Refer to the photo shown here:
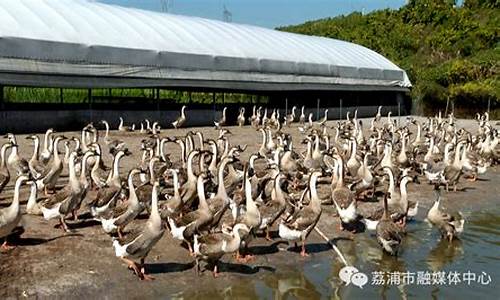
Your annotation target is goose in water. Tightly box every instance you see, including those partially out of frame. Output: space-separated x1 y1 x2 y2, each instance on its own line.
193 223 249 277
427 187 465 242
278 171 322 257
172 105 187 129
376 193 404 256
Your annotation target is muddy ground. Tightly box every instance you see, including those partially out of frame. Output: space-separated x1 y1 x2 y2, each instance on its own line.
0 116 498 299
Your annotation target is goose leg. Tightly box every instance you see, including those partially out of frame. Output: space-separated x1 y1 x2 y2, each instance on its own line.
265 227 273 241
140 258 155 281
300 241 309 257
1 239 15 251
59 217 71 232
121 258 143 279
117 227 124 239
212 262 219 278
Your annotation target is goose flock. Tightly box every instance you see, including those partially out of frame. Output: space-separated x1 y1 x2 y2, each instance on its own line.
0 105 498 280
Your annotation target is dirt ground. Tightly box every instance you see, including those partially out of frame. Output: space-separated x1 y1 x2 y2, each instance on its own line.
0 116 498 299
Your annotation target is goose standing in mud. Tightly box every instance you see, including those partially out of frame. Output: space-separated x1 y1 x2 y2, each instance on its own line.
0 175 30 251
113 181 164 281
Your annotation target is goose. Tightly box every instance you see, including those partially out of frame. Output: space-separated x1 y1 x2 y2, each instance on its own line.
168 173 213 254
0 175 30 251
90 150 109 189
118 117 133 132
441 142 464 191
427 188 465 242
179 150 201 209
36 135 66 195
346 139 361 176
206 157 235 230
286 106 297 126
39 151 82 232
26 135 45 179
331 155 357 231
317 109 328 126
193 223 249 277
214 107 227 129
112 181 164 281
106 149 130 188
101 168 145 237
299 106 306 125
4 134 29 176
101 120 126 154
278 170 322 257
374 106 382 123
259 173 288 240
72 150 97 219
350 152 375 198
26 180 42 215
362 168 418 230
172 105 187 129
233 163 262 261
160 169 183 219
0 142 13 194
376 193 404 256
40 128 54 165
237 107 246 127
89 150 130 218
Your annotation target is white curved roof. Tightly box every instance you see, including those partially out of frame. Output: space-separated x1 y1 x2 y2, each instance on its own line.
0 0 411 91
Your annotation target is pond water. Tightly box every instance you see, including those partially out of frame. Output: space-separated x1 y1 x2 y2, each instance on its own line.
181 200 499 299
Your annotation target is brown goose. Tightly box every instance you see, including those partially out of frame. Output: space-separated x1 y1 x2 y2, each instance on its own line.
0 142 13 194
193 223 249 277
427 188 465 242
259 173 288 240
112 181 164 281
168 173 213 254
26 135 45 179
214 107 227 129
0 175 30 250
39 151 83 232
237 107 246 127
36 136 66 195
101 169 145 237
376 193 404 256
4 134 29 176
160 169 183 219
234 163 262 261
331 155 357 231
172 105 187 129
206 157 235 230
278 170 322 257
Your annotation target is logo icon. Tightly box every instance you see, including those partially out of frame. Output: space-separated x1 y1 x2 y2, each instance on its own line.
339 266 368 289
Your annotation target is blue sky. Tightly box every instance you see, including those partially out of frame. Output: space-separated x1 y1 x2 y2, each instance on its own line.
97 0 407 28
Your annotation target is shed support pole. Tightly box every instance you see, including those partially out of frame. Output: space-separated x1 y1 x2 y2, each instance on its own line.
316 98 320 120
285 98 288 119
88 88 93 123
339 98 343 120
0 85 4 110
59 88 63 104
157 88 160 121
397 94 401 126
213 92 216 120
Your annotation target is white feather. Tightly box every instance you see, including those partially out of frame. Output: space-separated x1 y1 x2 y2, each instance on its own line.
278 223 302 241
